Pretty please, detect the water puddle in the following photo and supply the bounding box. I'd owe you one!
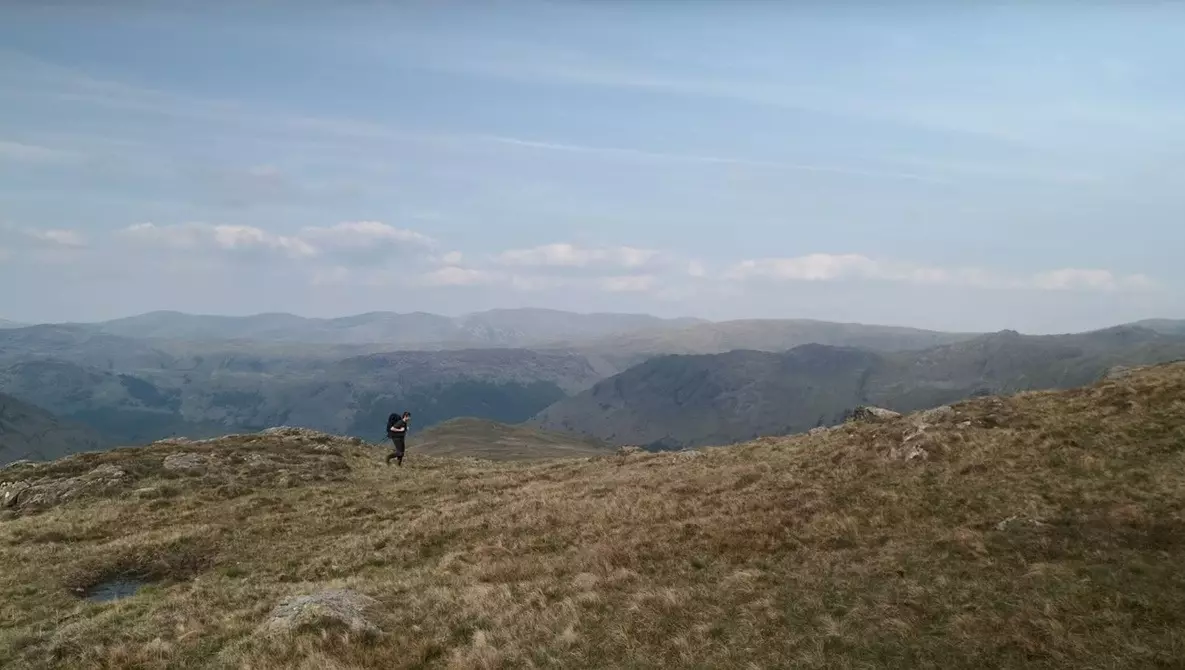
[81,576,149,602]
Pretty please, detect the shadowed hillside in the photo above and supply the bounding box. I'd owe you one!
[2,363,1185,668]
[532,326,1185,448]
[0,392,105,465]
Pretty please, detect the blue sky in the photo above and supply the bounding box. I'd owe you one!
[1,1,1182,332]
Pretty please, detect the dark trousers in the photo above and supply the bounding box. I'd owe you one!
[386,436,406,465]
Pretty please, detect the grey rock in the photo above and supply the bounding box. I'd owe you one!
[259,589,381,636]
[163,453,206,471]
[2,481,31,508]
[914,405,955,423]
[5,464,128,511]
[849,406,901,423]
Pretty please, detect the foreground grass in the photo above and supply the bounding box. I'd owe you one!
[2,363,1185,668]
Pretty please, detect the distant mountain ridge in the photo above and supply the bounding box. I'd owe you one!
[531,325,1185,449]
[80,308,706,348]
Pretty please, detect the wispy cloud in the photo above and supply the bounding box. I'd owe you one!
[0,139,83,164]
[0,223,87,248]
[481,136,949,184]
[725,253,1156,293]
[0,51,1000,186]
[495,242,659,269]
[119,222,316,259]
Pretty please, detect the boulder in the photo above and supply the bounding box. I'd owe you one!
[914,405,955,424]
[848,406,901,423]
[258,589,381,636]
[163,453,207,471]
[1,481,30,508]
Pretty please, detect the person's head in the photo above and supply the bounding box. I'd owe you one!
[402,411,411,421]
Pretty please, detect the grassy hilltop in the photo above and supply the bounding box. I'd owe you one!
[2,362,1185,668]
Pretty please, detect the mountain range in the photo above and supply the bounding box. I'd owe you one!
[70,308,706,348]
[1,308,1184,464]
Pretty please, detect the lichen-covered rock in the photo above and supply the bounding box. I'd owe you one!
[848,406,901,423]
[163,453,206,471]
[1,481,30,508]
[2,464,127,511]
[258,589,381,636]
[914,405,955,424]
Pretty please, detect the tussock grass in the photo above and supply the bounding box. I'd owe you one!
[3,363,1185,668]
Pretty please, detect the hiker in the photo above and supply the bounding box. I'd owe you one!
[385,411,411,466]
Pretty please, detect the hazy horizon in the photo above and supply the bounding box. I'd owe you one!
[2,2,1183,332]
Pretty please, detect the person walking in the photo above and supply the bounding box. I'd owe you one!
[385,411,411,466]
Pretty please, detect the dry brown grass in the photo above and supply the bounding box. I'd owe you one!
[3,362,1185,668]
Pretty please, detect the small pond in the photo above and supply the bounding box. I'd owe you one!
[81,576,149,603]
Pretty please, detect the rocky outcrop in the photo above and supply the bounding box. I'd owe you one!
[258,589,382,636]
[1,463,127,511]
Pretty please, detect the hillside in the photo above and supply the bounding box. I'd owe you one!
[3,364,1185,668]
[409,417,613,460]
[533,326,1185,448]
[0,391,105,465]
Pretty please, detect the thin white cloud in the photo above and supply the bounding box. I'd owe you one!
[496,242,658,269]
[417,265,497,287]
[481,136,947,184]
[725,253,1157,293]
[118,220,438,263]
[0,140,83,164]
[120,222,316,259]
[0,224,88,249]
[28,228,86,248]
[299,221,434,249]
[599,275,656,293]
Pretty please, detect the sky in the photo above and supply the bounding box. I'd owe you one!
[1,1,1183,333]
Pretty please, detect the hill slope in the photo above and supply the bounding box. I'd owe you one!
[3,364,1185,668]
[408,417,613,460]
[0,391,105,465]
[533,326,1185,448]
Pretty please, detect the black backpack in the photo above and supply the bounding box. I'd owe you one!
[386,413,399,432]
